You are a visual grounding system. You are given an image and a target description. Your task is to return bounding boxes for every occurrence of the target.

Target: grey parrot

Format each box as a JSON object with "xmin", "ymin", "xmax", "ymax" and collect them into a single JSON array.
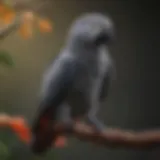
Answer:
[{"xmin": 30, "ymin": 12, "xmax": 115, "ymax": 155}]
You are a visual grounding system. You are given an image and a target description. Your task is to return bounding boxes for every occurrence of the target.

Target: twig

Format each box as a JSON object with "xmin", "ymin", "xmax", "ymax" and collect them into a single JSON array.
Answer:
[{"xmin": 0, "ymin": 15, "xmax": 21, "ymax": 40}]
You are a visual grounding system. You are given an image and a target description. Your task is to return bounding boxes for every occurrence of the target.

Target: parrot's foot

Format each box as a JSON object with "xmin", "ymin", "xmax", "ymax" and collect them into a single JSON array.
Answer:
[
  {"xmin": 86, "ymin": 115, "xmax": 105, "ymax": 132},
  {"xmin": 53, "ymin": 136, "xmax": 67, "ymax": 148}
]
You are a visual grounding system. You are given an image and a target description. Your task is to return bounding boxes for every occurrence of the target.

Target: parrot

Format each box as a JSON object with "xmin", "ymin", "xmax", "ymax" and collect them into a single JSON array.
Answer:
[{"xmin": 30, "ymin": 12, "xmax": 115, "ymax": 155}]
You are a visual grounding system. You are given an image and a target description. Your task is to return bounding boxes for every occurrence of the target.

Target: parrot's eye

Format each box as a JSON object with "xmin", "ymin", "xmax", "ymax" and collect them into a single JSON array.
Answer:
[{"xmin": 94, "ymin": 32, "xmax": 109, "ymax": 46}]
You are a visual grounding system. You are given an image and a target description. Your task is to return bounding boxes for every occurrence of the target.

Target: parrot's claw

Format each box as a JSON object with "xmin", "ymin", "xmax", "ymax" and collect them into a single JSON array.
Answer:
[{"xmin": 87, "ymin": 114, "xmax": 105, "ymax": 132}]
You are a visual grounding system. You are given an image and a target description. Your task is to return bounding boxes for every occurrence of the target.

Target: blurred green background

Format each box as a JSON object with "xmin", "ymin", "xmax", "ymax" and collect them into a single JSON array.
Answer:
[{"xmin": 0, "ymin": 0, "xmax": 159, "ymax": 160}]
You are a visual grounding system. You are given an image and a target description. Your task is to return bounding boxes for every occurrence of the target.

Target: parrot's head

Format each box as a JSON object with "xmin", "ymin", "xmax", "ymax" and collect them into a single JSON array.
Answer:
[{"xmin": 67, "ymin": 13, "xmax": 115, "ymax": 49}]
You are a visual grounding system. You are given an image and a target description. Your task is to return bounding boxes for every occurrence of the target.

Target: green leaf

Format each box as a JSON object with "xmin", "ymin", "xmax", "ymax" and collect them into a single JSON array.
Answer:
[
  {"xmin": 0, "ymin": 141, "xmax": 10, "ymax": 159},
  {"xmin": 0, "ymin": 51, "xmax": 14, "ymax": 67}
]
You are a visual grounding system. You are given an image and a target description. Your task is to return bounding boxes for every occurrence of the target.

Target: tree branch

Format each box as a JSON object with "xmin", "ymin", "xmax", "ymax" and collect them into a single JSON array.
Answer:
[
  {"xmin": 53, "ymin": 122, "xmax": 160, "ymax": 150},
  {"xmin": 0, "ymin": 15, "xmax": 21, "ymax": 40},
  {"xmin": 0, "ymin": 114, "xmax": 160, "ymax": 150}
]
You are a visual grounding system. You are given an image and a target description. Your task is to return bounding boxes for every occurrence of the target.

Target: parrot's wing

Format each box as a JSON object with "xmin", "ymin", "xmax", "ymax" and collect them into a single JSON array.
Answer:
[
  {"xmin": 99, "ymin": 71, "xmax": 111, "ymax": 101},
  {"xmin": 99, "ymin": 64, "xmax": 115, "ymax": 102},
  {"xmin": 31, "ymin": 56, "xmax": 78, "ymax": 154},
  {"xmin": 38, "ymin": 57, "xmax": 78, "ymax": 116}
]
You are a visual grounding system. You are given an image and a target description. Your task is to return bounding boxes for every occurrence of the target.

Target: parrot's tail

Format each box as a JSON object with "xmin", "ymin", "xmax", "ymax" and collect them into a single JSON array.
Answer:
[{"xmin": 30, "ymin": 104, "xmax": 60, "ymax": 154}]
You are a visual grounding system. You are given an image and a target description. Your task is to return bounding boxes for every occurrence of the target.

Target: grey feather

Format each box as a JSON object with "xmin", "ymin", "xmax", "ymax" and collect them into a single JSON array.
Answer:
[
  {"xmin": 31, "ymin": 12, "xmax": 116, "ymax": 154},
  {"xmin": 39, "ymin": 54, "xmax": 78, "ymax": 110}
]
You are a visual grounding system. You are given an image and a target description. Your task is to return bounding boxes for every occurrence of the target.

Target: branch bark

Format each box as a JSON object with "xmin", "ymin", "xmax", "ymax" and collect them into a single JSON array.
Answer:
[
  {"xmin": 0, "ymin": 114, "xmax": 160, "ymax": 150},
  {"xmin": 53, "ymin": 122, "xmax": 160, "ymax": 150}
]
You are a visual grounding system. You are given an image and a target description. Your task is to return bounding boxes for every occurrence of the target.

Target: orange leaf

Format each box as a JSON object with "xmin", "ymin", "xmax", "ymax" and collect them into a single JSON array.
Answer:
[
  {"xmin": 38, "ymin": 18, "xmax": 52, "ymax": 33},
  {"xmin": 9, "ymin": 117, "xmax": 31, "ymax": 144},
  {"xmin": 19, "ymin": 22, "xmax": 33, "ymax": 39},
  {"xmin": 0, "ymin": 5, "xmax": 5, "ymax": 13},
  {"xmin": 1, "ymin": 11, "xmax": 15, "ymax": 24},
  {"xmin": 0, "ymin": 114, "xmax": 67, "ymax": 146}
]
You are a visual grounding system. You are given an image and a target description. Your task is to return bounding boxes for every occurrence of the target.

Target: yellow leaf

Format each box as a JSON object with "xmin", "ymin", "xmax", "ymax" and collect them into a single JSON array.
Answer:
[
  {"xmin": 38, "ymin": 18, "xmax": 52, "ymax": 33},
  {"xmin": 18, "ymin": 22, "xmax": 33, "ymax": 39}
]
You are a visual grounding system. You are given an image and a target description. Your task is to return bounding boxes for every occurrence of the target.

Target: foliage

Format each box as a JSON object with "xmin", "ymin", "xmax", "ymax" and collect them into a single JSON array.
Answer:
[
  {"xmin": 0, "ymin": 1, "xmax": 53, "ymax": 159},
  {"xmin": 0, "ymin": 50, "xmax": 14, "ymax": 67},
  {"xmin": 0, "ymin": 0, "xmax": 53, "ymax": 68},
  {"xmin": 0, "ymin": 141, "xmax": 10, "ymax": 160},
  {"xmin": 0, "ymin": 0, "xmax": 53, "ymax": 39}
]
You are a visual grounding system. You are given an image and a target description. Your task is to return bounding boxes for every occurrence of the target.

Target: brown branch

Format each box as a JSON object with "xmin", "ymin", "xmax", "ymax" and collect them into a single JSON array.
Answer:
[
  {"xmin": 13, "ymin": 0, "xmax": 51, "ymax": 12},
  {"xmin": 0, "ymin": 15, "xmax": 21, "ymax": 40},
  {"xmin": 0, "ymin": 114, "xmax": 160, "ymax": 150},
  {"xmin": 53, "ymin": 122, "xmax": 160, "ymax": 150}
]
